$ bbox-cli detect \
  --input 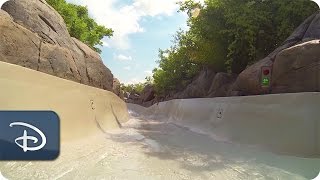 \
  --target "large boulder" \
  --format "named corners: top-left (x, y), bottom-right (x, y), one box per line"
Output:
top-left (127, 93), bottom-right (140, 104)
top-left (208, 73), bottom-right (237, 97)
top-left (271, 40), bottom-right (320, 93)
top-left (231, 57), bottom-right (273, 95)
top-left (0, 10), bottom-right (41, 70)
top-left (140, 84), bottom-right (155, 102)
top-left (232, 12), bottom-right (320, 95)
top-left (0, 0), bottom-right (114, 90)
top-left (112, 78), bottom-right (124, 99)
top-left (176, 69), bottom-right (216, 98)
